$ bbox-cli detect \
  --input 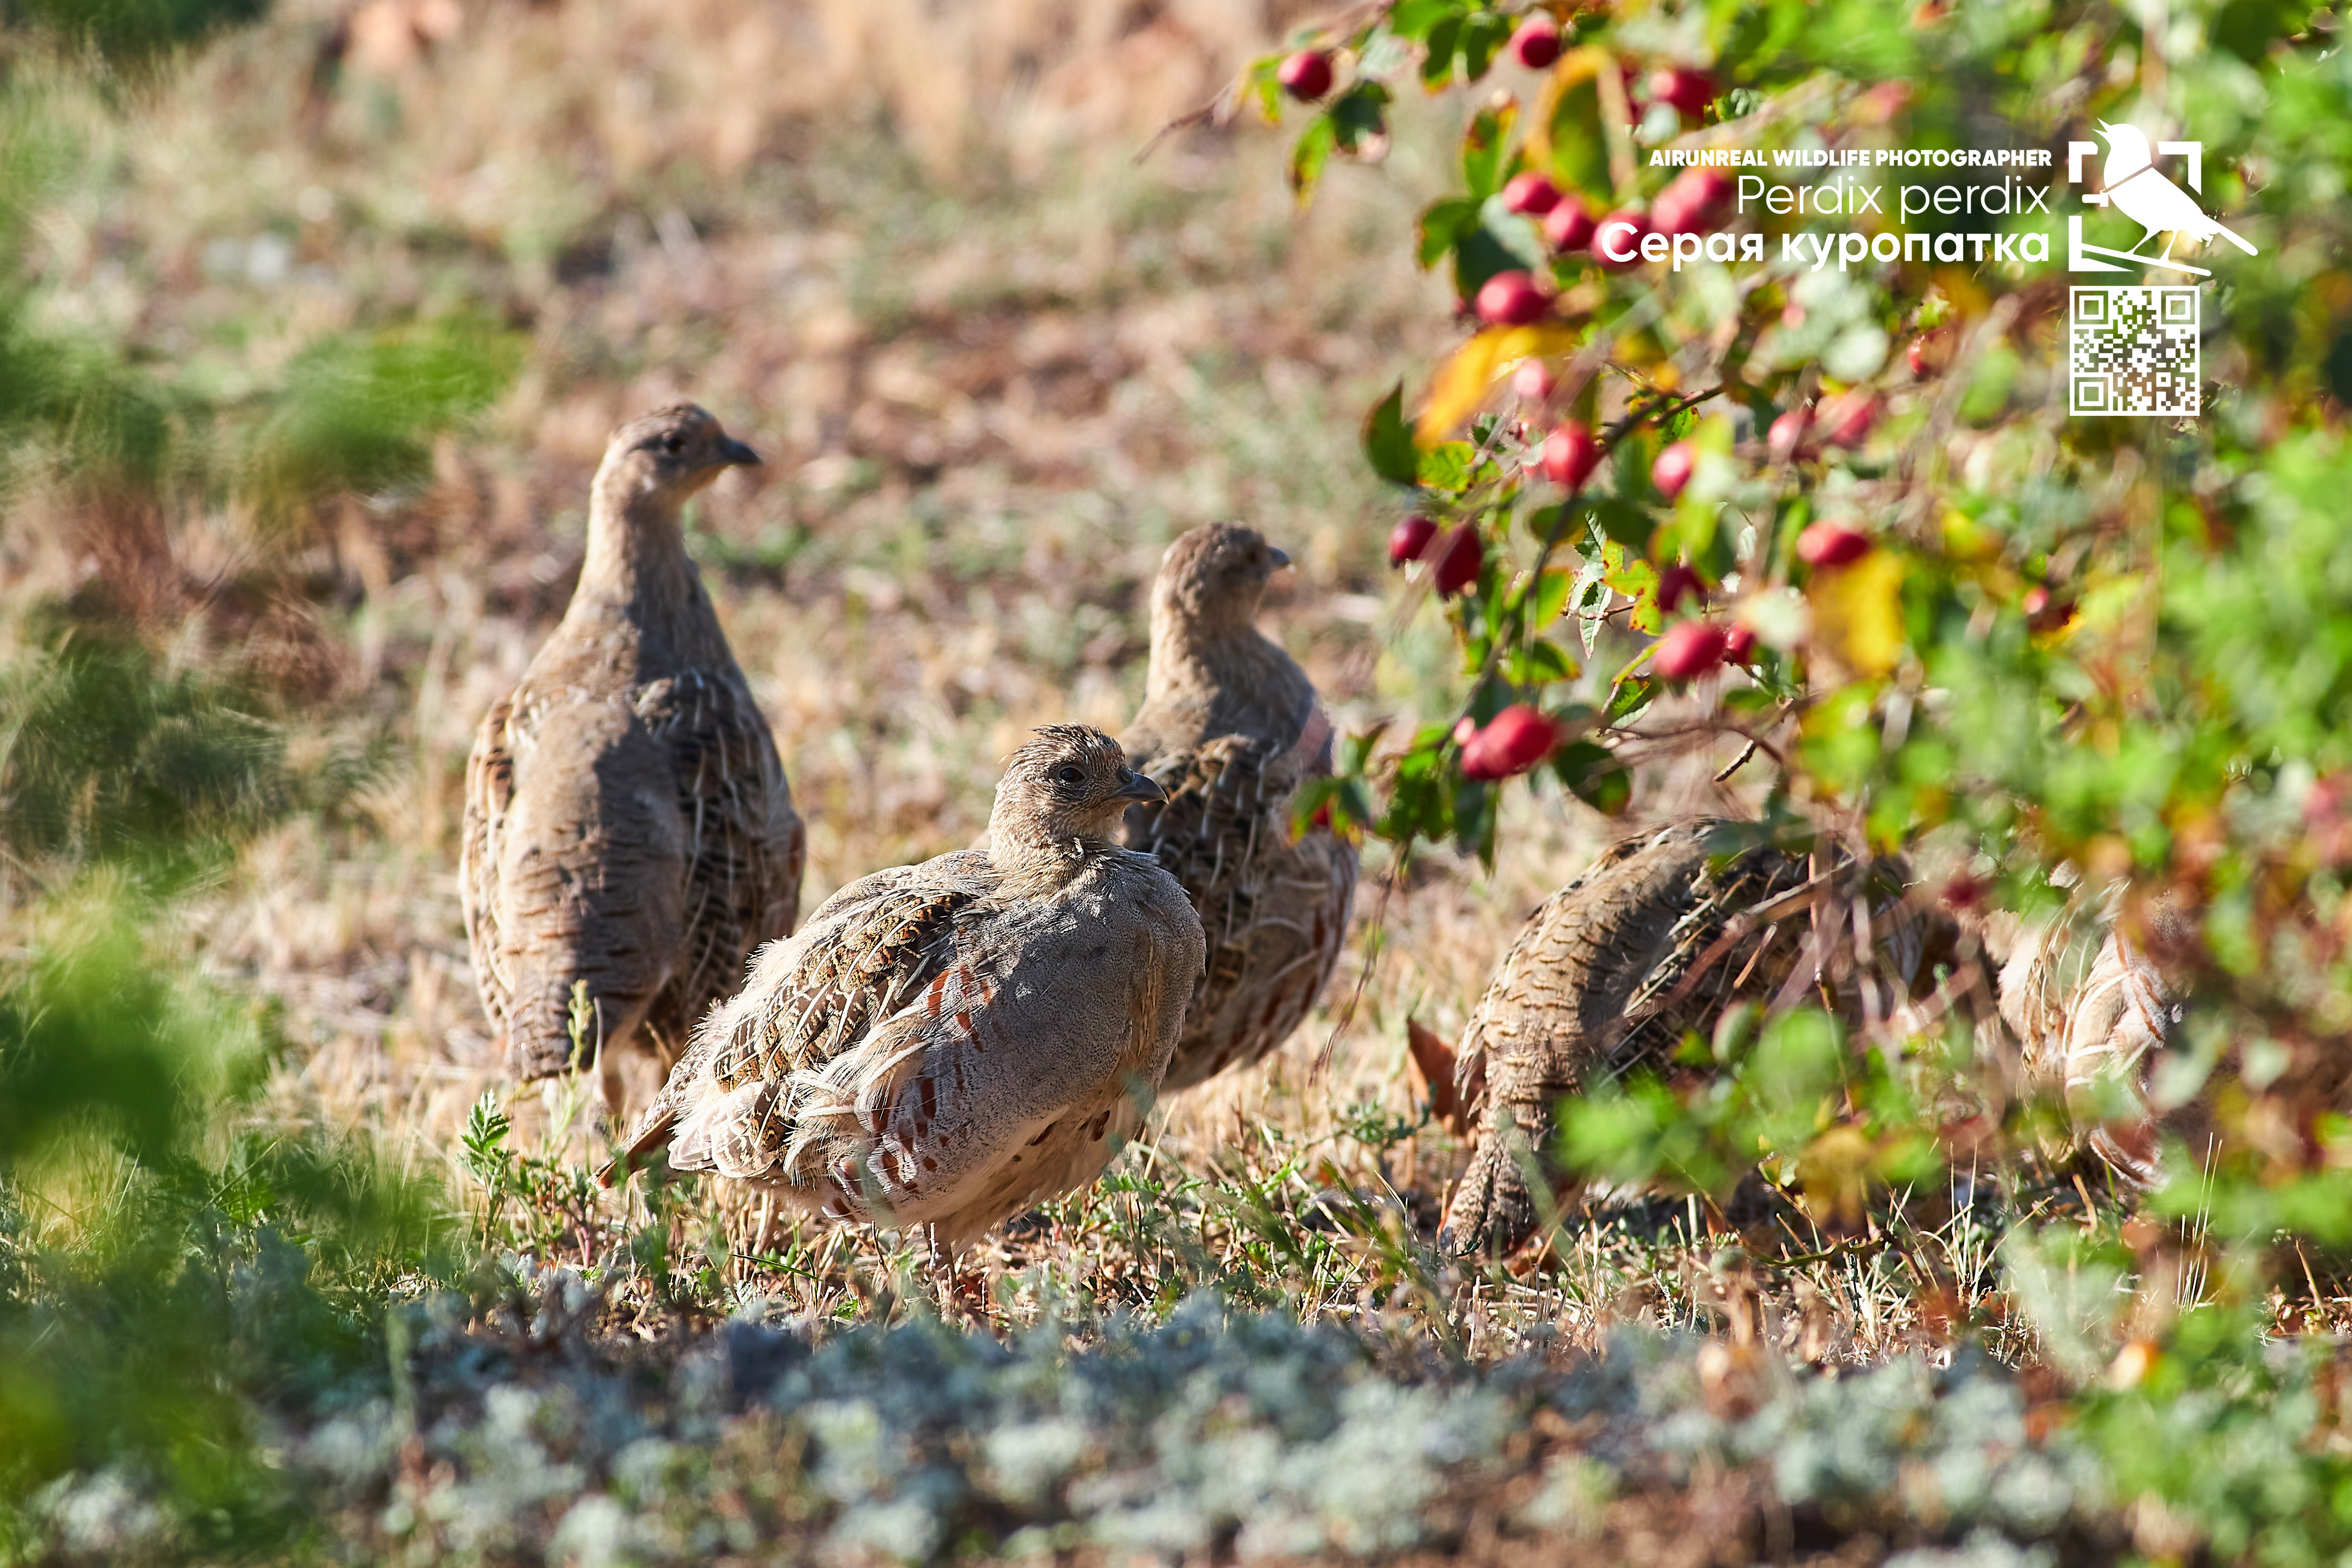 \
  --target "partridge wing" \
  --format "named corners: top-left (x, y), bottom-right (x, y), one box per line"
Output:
top-left (616, 857), bottom-right (987, 1178)
top-left (460, 687), bottom-right (530, 1054)
top-left (638, 668), bottom-right (805, 1048)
